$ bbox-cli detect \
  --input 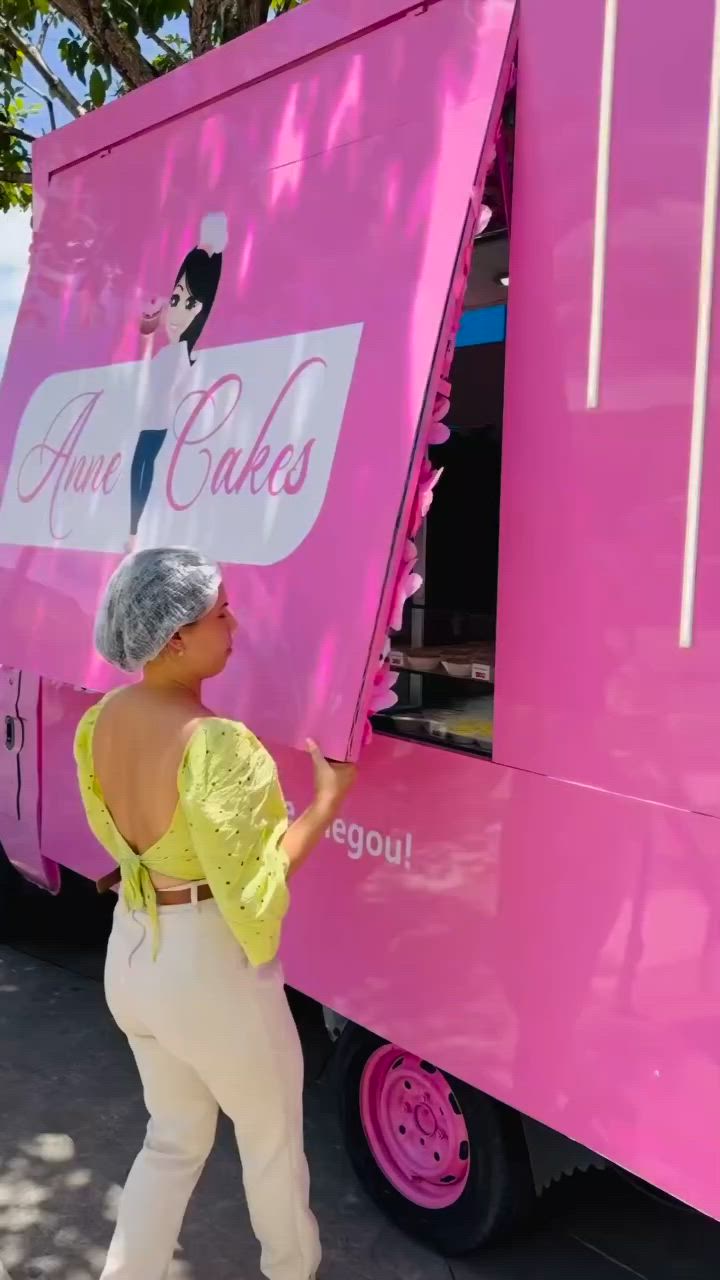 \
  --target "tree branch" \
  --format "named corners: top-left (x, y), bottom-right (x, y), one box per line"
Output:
top-left (1, 20), bottom-right (85, 117)
top-left (0, 168), bottom-right (32, 184)
top-left (17, 78), bottom-right (58, 130)
top-left (50, 0), bottom-right (158, 88)
top-left (144, 30), bottom-right (184, 64)
top-left (219, 0), bottom-right (269, 42)
top-left (0, 124), bottom-right (35, 145)
top-left (37, 15), bottom-right (54, 54)
top-left (191, 0), bottom-right (221, 57)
